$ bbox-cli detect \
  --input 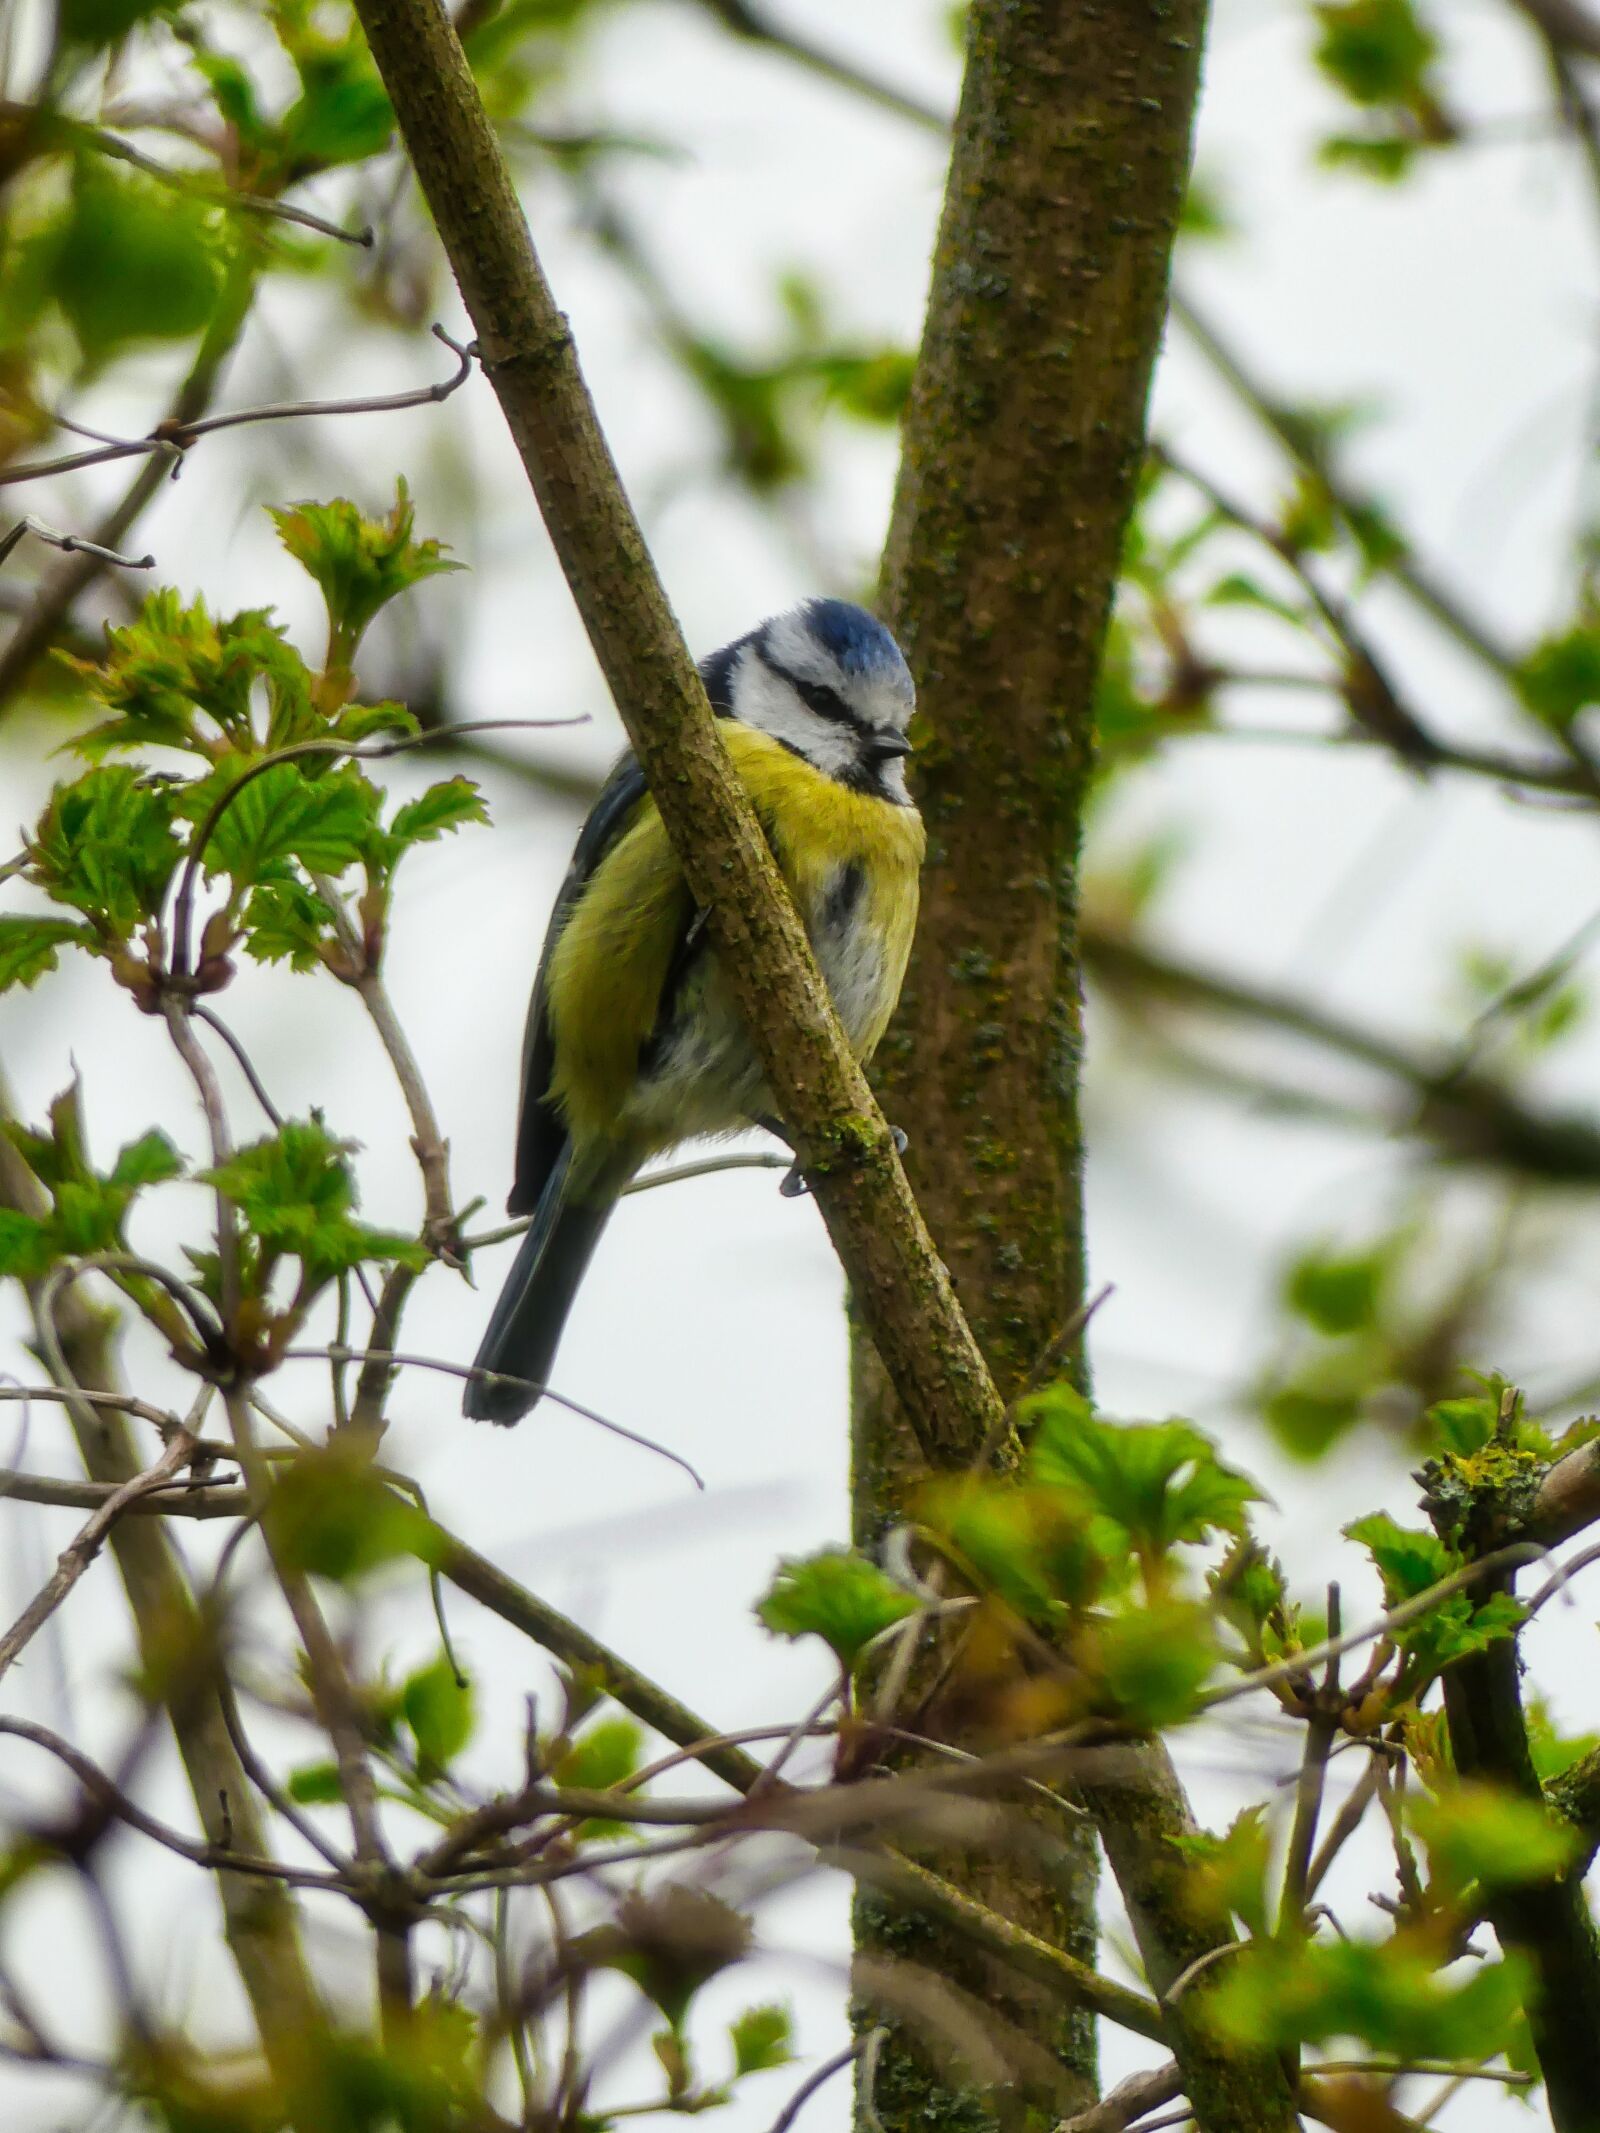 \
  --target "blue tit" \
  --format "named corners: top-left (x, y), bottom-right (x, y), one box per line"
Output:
top-left (464, 597), bottom-right (924, 1425)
